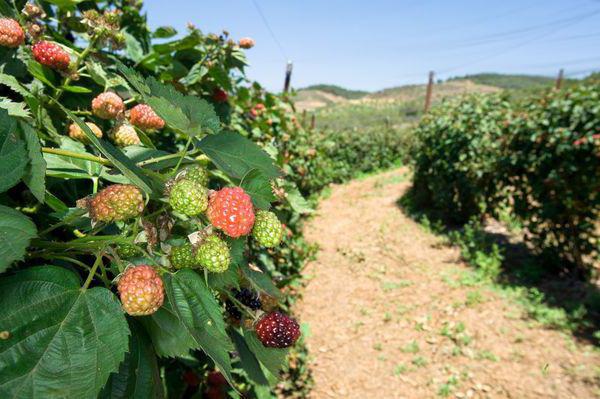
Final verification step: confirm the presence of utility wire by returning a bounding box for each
[437,9,600,76]
[250,0,289,60]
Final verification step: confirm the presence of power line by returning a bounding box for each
[250,0,288,60]
[437,9,600,76]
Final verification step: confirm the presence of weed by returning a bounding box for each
[401,340,420,354]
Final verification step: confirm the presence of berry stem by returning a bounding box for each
[54,35,99,101]
[170,137,193,176]
[38,209,87,236]
[92,177,99,194]
[41,147,112,166]
[81,250,104,291]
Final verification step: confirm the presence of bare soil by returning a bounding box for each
[296,168,599,399]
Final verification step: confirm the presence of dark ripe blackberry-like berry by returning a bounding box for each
[255,311,301,348]
[225,300,242,320]
[234,288,261,310]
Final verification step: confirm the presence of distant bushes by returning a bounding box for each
[410,81,600,273]
[288,126,407,194]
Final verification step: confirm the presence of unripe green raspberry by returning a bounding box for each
[195,234,230,273]
[169,179,208,216]
[183,165,209,187]
[170,242,196,269]
[252,210,283,247]
[117,243,140,258]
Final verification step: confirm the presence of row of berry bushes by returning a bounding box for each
[410,80,600,274]
[0,1,315,398]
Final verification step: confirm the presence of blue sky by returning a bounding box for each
[144,0,600,92]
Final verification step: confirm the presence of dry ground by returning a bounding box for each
[296,168,599,399]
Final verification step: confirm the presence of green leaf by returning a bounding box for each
[139,300,197,358]
[123,30,144,62]
[240,169,275,210]
[123,146,180,171]
[283,182,313,214]
[208,262,240,290]
[0,97,30,118]
[161,270,235,384]
[179,62,208,86]
[230,329,269,386]
[115,61,150,96]
[57,103,156,194]
[60,85,92,93]
[86,61,129,89]
[0,205,36,273]
[100,321,164,399]
[145,78,220,136]
[240,262,281,299]
[228,239,281,298]
[0,1,16,17]
[44,137,102,179]
[243,329,289,377]
[0,73,31,97]
[198,132,280,180]
[153,26,177,39]
[27,59,57,88]
[0,266,129,398]
[20,122,46,202]
[0,109,28,193]
[43,0,84,8]
[116,64,220,137]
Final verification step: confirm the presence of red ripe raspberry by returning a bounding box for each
[0,18,25,48]
[207,187,255,237]
[212,88,228,103]
[238,37,255,49]
[117,265,164,316]
[88,184,145,222]
[31,41,71,71]
[129,104,165,131]
[255,311,300,348]
[92,92,125,119]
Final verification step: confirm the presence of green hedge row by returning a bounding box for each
[410,80,600,273]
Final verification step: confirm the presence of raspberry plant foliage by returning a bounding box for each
[0,2,308,397]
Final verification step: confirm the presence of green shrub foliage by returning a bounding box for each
[411,94,512,224]
[504,81,600,271]
[410,81,600,272]
[0,1,320,397]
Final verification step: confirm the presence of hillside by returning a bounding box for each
[296,73,565,112]
[302,84,369,99]
[448,73,558,90]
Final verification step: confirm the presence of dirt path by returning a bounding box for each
[296,168,599,399]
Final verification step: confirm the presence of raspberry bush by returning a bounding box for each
[0,2,314,397]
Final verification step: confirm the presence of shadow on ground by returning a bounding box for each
[396,186,600,347]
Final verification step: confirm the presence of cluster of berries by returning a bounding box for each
[0,18,163,146]
[248,103,266,119]
[67,92,165,147]
[82,165,296,347]
[167,166,284,272]
[0,16,70,72]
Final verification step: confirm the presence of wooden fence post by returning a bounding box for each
[555,68,564,90]
[424,71,434,113]
[283,61,293,93]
